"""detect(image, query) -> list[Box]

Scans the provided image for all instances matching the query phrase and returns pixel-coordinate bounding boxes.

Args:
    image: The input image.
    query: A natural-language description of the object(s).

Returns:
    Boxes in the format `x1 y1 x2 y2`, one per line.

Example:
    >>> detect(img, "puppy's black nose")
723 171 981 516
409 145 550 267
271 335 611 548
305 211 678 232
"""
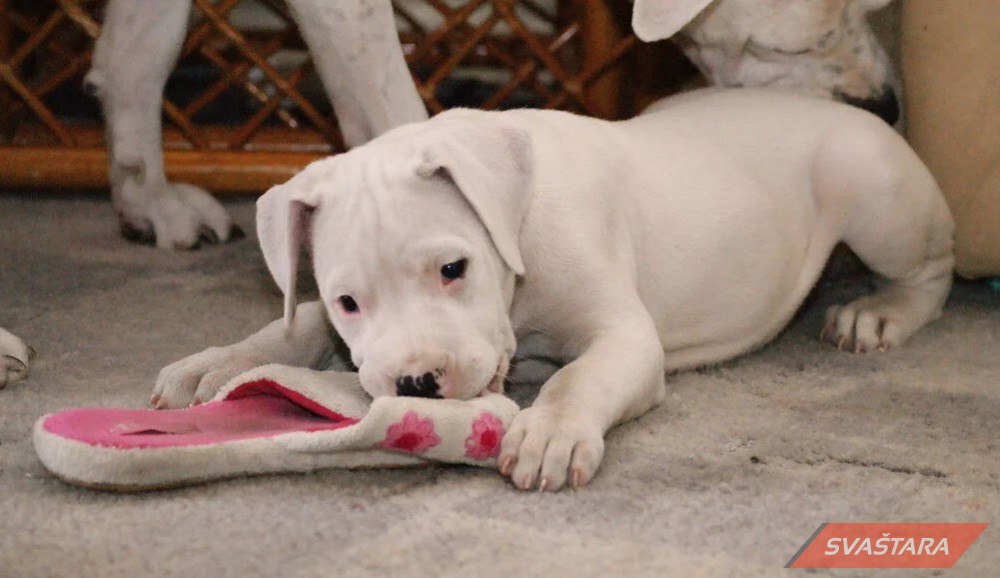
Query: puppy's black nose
838 89 900 126
395 372 442 398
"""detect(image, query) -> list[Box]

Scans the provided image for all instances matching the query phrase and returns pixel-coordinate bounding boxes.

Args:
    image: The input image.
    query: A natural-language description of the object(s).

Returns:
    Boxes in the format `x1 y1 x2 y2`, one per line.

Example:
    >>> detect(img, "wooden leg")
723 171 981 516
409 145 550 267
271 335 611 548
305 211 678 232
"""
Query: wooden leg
0 0 13 142
575 0 626 119
0 147 321 193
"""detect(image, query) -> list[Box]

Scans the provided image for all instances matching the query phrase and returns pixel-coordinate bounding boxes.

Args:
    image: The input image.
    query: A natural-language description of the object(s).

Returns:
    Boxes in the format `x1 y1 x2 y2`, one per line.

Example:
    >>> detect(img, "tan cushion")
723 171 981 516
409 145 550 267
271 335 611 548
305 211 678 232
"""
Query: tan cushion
902 0 1000 278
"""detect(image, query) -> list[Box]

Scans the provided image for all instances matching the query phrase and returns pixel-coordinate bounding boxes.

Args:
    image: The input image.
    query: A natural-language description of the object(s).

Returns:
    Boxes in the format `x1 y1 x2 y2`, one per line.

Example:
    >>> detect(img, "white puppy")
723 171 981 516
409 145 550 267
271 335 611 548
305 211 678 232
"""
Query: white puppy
633 0 900 124
154 88 954 491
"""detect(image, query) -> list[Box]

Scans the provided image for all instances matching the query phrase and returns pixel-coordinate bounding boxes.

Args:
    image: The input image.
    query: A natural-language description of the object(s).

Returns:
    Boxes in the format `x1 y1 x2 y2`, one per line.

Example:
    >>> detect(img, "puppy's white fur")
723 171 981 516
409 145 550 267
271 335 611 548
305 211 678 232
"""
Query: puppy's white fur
635 0 898 109
156 89 954 491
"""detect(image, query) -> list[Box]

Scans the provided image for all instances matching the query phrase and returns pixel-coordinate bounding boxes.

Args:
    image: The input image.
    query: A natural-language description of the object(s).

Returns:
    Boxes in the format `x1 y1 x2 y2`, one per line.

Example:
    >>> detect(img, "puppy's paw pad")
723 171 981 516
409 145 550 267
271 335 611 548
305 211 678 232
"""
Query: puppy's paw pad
499 405 604 492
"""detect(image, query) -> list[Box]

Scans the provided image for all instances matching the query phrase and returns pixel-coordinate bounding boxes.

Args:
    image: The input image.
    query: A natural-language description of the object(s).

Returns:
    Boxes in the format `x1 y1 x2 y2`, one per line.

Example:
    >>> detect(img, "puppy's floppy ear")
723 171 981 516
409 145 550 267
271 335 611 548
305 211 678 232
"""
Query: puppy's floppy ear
416 119 533 275
632 0 716 42
256 160 330 326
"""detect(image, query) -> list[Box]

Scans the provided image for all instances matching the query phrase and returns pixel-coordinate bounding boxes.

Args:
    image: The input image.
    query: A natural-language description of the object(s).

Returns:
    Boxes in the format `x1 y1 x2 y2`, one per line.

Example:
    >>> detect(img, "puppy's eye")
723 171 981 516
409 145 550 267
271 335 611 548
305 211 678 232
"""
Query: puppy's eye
440 258 468 283
338 295 360 314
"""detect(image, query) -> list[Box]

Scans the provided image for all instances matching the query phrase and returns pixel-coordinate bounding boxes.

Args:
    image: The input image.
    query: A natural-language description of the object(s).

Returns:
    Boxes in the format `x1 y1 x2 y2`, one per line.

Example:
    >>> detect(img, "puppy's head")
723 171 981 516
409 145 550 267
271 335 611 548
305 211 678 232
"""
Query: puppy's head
256 110 532 400
634 0 899 124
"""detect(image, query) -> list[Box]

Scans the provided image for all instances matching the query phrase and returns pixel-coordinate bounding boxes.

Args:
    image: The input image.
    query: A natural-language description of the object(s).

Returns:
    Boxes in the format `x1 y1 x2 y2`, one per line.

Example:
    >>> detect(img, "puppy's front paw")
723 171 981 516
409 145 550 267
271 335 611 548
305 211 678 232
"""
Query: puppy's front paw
152 346 261 408
499 405 605 492
0 327 34 389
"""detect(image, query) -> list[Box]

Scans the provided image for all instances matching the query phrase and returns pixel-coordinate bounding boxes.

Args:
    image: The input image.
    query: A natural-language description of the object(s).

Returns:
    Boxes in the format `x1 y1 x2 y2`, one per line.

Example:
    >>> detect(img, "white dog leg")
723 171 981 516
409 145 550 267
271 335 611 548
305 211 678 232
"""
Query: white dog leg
152 301 339 408
500 310 667 491
818 130 955 353
285 0 427 148
0 327 34 389
87 0 239 250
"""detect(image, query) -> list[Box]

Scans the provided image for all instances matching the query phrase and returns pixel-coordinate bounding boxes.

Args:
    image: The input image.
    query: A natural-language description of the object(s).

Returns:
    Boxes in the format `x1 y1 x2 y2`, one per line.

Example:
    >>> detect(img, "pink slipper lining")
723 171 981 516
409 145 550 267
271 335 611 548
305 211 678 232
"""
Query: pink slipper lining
41 379 359 450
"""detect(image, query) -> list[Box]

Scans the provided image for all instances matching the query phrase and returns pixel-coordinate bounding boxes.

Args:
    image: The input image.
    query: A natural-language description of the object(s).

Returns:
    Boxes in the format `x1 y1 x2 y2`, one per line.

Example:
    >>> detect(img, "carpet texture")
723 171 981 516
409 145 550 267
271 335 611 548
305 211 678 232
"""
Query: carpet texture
0 192 996 577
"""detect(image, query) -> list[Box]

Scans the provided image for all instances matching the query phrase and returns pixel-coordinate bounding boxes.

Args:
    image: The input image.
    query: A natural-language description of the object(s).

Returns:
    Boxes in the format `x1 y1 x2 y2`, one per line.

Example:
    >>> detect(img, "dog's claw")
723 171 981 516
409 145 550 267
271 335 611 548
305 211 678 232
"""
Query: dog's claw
518 473 535 491
228 224 246 241
499 455 514 476
150 393 160 407
571 468 583 490
538 477 549 493
120 222 156 246
836 336 848 351
198 225 220 245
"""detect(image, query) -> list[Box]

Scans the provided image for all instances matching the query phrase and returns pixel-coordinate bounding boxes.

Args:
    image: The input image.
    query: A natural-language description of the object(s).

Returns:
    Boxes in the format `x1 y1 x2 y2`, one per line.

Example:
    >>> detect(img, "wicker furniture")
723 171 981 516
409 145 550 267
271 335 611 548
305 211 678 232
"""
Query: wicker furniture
0 0 691 192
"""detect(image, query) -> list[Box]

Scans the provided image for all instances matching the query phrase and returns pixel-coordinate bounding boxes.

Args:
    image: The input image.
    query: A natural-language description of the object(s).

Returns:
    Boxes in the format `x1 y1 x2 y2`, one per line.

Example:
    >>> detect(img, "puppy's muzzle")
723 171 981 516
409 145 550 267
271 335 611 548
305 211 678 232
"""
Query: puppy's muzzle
837 88 900 126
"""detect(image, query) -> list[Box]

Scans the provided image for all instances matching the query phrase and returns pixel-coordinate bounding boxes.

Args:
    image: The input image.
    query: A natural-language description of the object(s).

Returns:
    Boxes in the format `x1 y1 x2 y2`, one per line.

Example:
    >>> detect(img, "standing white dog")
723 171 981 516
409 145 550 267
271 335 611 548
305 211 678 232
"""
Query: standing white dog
154 88 954 491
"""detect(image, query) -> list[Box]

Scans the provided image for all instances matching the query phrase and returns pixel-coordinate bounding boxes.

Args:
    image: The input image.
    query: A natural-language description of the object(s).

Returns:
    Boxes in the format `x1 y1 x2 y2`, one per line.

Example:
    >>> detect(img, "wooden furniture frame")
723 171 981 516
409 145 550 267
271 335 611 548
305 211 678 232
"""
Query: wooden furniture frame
0 0 689 192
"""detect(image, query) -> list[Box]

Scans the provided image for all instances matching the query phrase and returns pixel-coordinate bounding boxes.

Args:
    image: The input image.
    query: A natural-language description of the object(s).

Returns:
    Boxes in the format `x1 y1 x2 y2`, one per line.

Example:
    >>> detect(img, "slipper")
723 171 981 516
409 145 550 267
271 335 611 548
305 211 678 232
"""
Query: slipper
33 364 519 491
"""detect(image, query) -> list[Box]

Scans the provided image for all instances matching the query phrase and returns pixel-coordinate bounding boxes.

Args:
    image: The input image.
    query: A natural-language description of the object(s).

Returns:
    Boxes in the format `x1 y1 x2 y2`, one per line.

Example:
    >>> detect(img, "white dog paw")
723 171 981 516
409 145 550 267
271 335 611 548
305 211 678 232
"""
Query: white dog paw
152 346 261 408
821 299 914 354
0 327 34 389
498 405 605 492
118 182 244 250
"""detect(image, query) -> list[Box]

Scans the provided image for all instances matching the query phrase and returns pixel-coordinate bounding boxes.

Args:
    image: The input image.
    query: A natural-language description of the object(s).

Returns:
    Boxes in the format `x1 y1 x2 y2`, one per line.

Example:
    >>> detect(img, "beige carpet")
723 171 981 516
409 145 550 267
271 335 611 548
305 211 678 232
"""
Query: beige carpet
1 192 996 577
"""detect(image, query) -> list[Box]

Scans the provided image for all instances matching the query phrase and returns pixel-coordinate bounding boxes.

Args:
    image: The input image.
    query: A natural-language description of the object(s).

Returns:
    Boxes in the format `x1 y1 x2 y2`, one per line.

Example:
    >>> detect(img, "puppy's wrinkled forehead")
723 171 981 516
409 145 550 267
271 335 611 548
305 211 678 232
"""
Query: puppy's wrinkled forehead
308 142 484 262
691 0 846 48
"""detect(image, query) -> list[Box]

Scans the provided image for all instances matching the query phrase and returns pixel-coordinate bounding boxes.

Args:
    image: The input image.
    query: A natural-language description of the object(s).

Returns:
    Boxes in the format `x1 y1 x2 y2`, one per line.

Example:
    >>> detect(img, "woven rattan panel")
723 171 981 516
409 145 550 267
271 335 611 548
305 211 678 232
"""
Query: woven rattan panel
0 0 691 190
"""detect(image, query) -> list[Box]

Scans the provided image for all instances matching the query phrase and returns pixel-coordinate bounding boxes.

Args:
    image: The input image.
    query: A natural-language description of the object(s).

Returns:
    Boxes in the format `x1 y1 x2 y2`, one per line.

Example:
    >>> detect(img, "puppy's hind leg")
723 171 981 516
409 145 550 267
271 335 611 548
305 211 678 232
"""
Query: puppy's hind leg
88 0 239 250
817 125 955 353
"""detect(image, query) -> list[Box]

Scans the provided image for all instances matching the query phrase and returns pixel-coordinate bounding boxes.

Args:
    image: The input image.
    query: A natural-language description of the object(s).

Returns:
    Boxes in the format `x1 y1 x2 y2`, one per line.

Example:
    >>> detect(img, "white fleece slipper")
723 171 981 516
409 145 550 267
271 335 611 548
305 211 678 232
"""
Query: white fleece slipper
33 364 519 491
